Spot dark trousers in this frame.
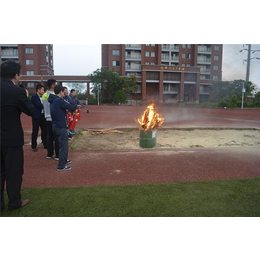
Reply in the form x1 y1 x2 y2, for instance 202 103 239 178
1 146 24 211
53 128 68 169
31 114 47 149
46 121 59 158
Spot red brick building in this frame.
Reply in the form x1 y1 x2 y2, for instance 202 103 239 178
102 44 223 103
0 44 91 95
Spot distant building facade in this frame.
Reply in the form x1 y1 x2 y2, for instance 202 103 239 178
0 44 91 95
102 44 223 103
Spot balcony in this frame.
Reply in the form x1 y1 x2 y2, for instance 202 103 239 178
200 68 211 74
199 86 210 95
171 56 179 61
125 44 141 49
198 45 211 54
125 64 141 70
162 44 179 51
1 48 18 58
197 56 211 64
163 84 178 94
161 54 170 60
125 53 141 60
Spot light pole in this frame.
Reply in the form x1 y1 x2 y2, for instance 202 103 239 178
240 44 260 82
241 82 245 109
240 44 260 109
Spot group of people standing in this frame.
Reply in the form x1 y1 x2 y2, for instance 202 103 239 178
31 80 83 167
1 60 83 212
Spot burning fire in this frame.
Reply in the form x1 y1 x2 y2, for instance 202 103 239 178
137 103 164 130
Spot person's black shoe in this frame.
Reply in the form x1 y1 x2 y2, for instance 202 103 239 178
32 148 37 152
57 166 71 171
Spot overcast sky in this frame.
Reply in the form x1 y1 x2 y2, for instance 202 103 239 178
53 44 260 90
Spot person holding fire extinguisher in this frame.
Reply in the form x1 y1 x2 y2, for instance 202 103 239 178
48 85 77 171
64 88 83 135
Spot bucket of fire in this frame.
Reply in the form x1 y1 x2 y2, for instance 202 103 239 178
137 103 164 148
139 129 157 148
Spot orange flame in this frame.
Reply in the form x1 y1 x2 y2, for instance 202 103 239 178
137 103 164 130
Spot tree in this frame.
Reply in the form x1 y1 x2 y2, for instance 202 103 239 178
88 68 121 97
114 89 126 104
64 82 86 94
88 68 138 103
120 74 138 96
212 80 256 102
252 91 260 107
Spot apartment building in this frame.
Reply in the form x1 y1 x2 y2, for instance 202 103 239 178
0 44 54 88
102 44 223 103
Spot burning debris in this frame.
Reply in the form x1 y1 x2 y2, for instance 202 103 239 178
137 103 164 130
84 128 124 135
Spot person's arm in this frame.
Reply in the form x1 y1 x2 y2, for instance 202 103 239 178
60 99 77 112
18 88 34 116
31 95 43 109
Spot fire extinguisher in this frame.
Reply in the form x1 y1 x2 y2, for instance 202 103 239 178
67 113 72 124
78 110 81 121
69 112 80 131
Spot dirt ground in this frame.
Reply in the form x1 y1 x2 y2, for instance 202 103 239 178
71 128 260 150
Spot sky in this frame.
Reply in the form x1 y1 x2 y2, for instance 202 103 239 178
53 44 260 91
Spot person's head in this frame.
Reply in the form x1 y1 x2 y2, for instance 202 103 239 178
70 89 76 97
63 87 68 96
1 60 22 85
36 84 45 96
54 85 65 97
47 79 57 90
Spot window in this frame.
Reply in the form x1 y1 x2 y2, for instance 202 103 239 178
184 73 196 81
151 52 155 57
163 72 181 81
187 44 191 49
26 59 34 65
27 82 35 88
182 53 186 59
145 44 150 46
187 53 191 59
182 44 186 48
147 72 159 80
145 51 149 57
112 61 120 66
26 71 34 75
214 55 219 61
214 45 220 51
213 75 219 80
151 44 155 46
213 65 219 70
112 50 120 55
25 48 33 54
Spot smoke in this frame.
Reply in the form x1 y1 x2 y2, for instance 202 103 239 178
222 44 260 90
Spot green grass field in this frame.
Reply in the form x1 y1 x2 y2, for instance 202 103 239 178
1 178 260 217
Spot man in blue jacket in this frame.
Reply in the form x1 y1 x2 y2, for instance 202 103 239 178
48 85 77 171
31 84 47 151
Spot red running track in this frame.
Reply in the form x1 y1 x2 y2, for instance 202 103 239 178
20 106 260 188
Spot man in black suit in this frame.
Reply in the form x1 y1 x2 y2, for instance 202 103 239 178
1 60 34 211
31 84 47 152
